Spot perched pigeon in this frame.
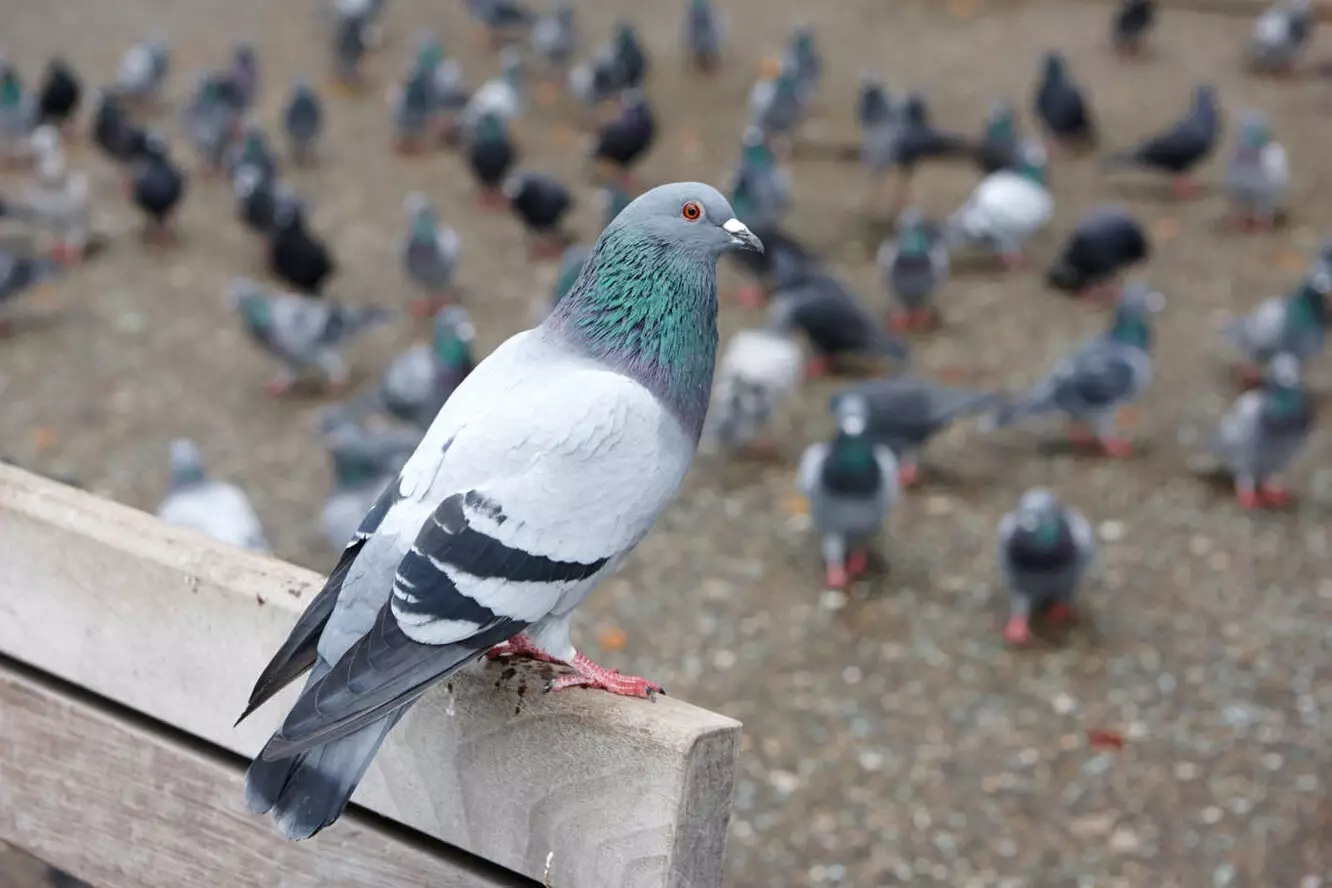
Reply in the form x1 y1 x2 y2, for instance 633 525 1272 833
0 249 60 334
92 89 150 165
1222 268 1328 384
227 120 279 183
400 193 461 317
235 165 289 236
591 88 656 186
996 488 1094 645
878 207 949 333
975 99 1022 176
797 392 899 589
373 305 476 430
831 376 998 487
729 125 790 231
22 142 90 263
1209 353 1312 509
468 0 535 40
783 24 821 105
467 112 516 208
228 277 389 395
1033 51 1097 154
268 200 336 295
1112 0 1156 57
1046 206 1150 301
532 0 577 71
37 58 81 129
115 35 170 107
769 260 909 376
860 89 974 208
129 133 186 246
1225 110 1289 230
319 420 411 550
706 325 803 455
460 47 524 140
946 141 1054 271
0 64 38 166
1102 85 1220 198
283 78 323 165
502 171 574 258
684 0 725 73
236 183 761 841
983 283 1164 457
156 439 270 554
1248 0 1313 75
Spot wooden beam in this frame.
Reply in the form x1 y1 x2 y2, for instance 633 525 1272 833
0 659 524 888
0 464 742 888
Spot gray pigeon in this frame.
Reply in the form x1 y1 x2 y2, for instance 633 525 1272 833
0 249 61 334
1249 0 1313 74
877 207 949 332
228 277 391 395
728 125 790 231
372 305 476 431
1209 353 1312 509
996 488 1094 646
944 141 1053 270
0 63 38 166
392 60 436 153
983 282 1164 456
832 376 999 487
400 192 461 317
156 439 270 553
1222 268 1327 384
783 24 821 105
115 35 170 106
468 0 535 40
748 61 803 144
332 7 371 88
318 413 420 550
183 74 241 173
236 182 761 841
1225 110 1289 230
797 392 899 589
684 0 725 73
320 452 396 552
532 0 577 71
706 324 803 455
283 78 323 165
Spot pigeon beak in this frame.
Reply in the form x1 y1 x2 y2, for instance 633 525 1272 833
723 218 763 254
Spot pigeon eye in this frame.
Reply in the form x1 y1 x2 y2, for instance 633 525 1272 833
682 201 702 221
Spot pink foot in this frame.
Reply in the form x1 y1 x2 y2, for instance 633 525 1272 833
1237 487 1264 510
1101 437 1133 459
889 312 913 334
410 298 440 318
1236 363 1263 390
804 357 830 379
1067 421 1097 448
394 138 426 156
847 550 869 578
1004 616 1031 646
1171 176 1198 200
734 283 766 309
264 378 294 397
824 564 849 590
1260 484 1292 507
475 190 507 210
528 238 565 260
486 633 563 662
1046 602 1075 626
896 462 920 488
1001 252 1028 272
546 651 664 699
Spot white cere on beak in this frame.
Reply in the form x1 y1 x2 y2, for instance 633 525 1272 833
842 413 867 435
722 217 764 253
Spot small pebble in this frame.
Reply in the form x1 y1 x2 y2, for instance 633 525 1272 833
1109 826 1139 854
1098 520 1126 542
818 590 847 612
1201 806 1223 825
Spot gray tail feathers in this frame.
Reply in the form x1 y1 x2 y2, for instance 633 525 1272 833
939 390 1002 423
980 385 1055 431
245 714 398 841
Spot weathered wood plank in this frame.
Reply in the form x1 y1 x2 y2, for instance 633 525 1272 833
0 464 742 888
0 660 520 888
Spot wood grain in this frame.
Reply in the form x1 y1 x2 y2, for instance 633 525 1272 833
0 464 742 888
0 661 520 888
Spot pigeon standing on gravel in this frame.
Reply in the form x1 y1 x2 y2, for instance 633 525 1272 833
130 133 186 247
984 283 1164 457
684 0 725 73
503 171 574 258
946 141 1054 271
832 376 998 488
181 77 239 175
1033 51 1097 155
372 305 476 430
1209 353 1312 509
784 24 821 105
156 439 270 554
235 165 289 237
1225 110 1289 230
392 58 436 154
400 192 461 318
1046 206 1150 301
36 58 81 131
591 88 656 188
23 141 90 263
235 183 761 841
996 488 1094 646
331 6 371 89
268 200 336 295
1248 0 1313 75
706 324 803 456
749 60 804 148
1101 85 1220 199
228 277 389 395
228 42 261 111
797 392 899 590
1222 268 1328 385
283 78 323 165
467 112 517 208
115 35 170 108
878 207 949 333
1111 0 1156 57
729 125 790 231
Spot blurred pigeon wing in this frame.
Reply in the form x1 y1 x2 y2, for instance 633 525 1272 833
796 442 830 496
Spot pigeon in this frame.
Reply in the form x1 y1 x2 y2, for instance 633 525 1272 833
1222 268 1328 385
1046 206 1150 301
392 56 437 154
1101 85 1220 198
532 0 577 72
319 419 411 550
797 392 899 589
728 125 790 231
228 42 261 111
0 249 60 334
536 243 589 324
1225 110 1289 230
91 89 150 165
769 260 910 377
372 305 476 430
0 63 38 167
331 8 371 89
400 193 461 318
831 376 999 487
36 58 81 130
748 61 803 144
684 0 725 73
1033 51 1097 154
1248 0 1313 75
945 140 1054 271
860 90 975 209
878 207 949 333
235 182 761 841
115 35 170 107
129 133 187 246
234 165 288 236
983 283 1164 457
568 49 625 108
22 142 91 263
467 0 535 42
502 171 574 258
460 47 524 140
467 112 517 208
996 488 1094 645
227 120 279 183
283 78 323 165
975 99 1022 176
156 439 270 554
610 22 649 89
1209 353 1312 509
783 24 821 105
1112 0 1156 57
182 76 242 173
591 88 656 187
228 277 389 395
706 325 803 455
268 199 336 295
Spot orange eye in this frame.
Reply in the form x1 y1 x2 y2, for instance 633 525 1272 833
682 201 702 221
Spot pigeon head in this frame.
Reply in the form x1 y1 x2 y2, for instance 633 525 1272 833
1107 283 1163 349
1014 488 1066 544
234 42 256 66
432 306 475 367
1192 84 1216 111
404 190 433 220
985 100 1016 139
168 438 207 488
824 393 881 495
832 392 870 436
1291 269 1330 327
0 66 21 105
141 131 171 161
598 181 759 259
903 92 929 126
415 32 443 69
790 24 815 54
1041 51 1067 81
1237 111 1271 149
1016 141 1049 184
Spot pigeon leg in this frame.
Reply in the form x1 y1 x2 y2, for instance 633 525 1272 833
409 297 439 318
1067 419 1098 448
804 355 830 378
265 369 297 397
1100 437 1134 458
734 283 766 309
909 307 939 332
1235 474 1264 510
896 459 920 488
475 189 507 210
1046 602 1076 626
1236 362 1263 389
847 549 870 578
822 534 849 590
394 135 427 156
1004 594 1033 645
486 632 563 662
888 311 913 334
546 651 664 699
1259 481 1292 507
1171 175 1199 200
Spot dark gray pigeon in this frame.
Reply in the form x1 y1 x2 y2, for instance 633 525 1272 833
878 207 949 333
1046 206 1150 301
1101 85 1220 198
684 0 724 73
532 0 576 72
283 78 323 165
1112 0 1156 57
1222 268 1327 385
400 192 461 317
997 488 1094 645
1209 353 1312 509
728 126 790 232
0 249 60 334
1033 51 1097 154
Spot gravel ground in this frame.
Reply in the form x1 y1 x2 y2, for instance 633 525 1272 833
3 1 1332 886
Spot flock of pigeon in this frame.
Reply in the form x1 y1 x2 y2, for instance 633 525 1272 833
0 0 1324 662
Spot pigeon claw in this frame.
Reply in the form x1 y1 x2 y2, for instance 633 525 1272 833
1236 487 1264 510
545 651 663 700
1259 483 1292 508
475 189 508 210
1003 617 1031 646
1000 252 1028 272
896 462 921 488
1100 437 1134 459
804 356 830 379
847 550 869 578
486 633 563 663
1236 363 1263 390
264 378 295 397
1067 421 1098 448
409 298 440 319
824 564 849 590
